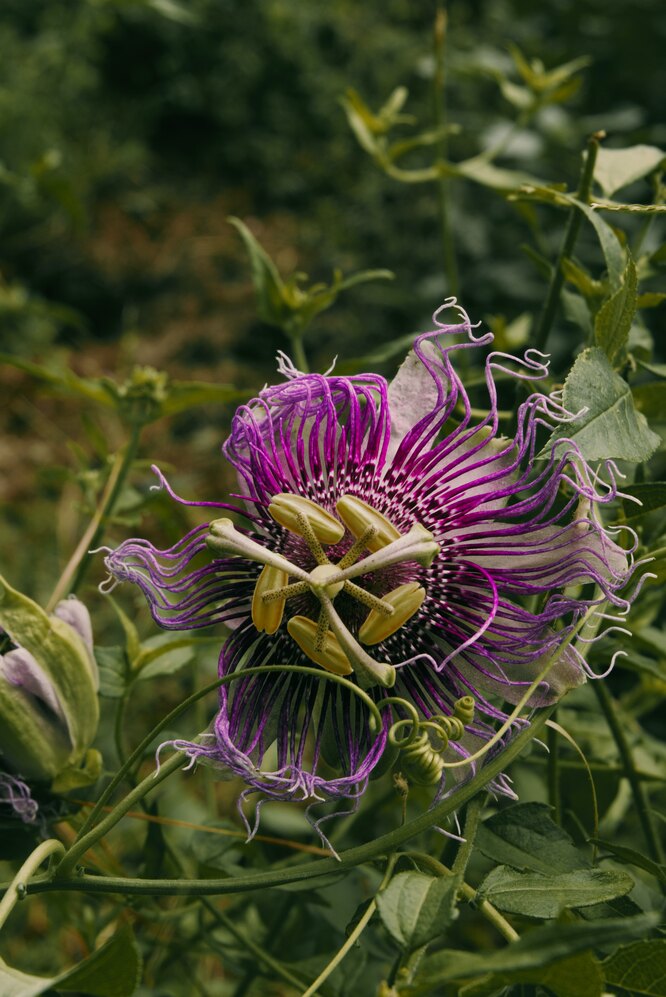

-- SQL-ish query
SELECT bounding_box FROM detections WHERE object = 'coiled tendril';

[385,695,475,786]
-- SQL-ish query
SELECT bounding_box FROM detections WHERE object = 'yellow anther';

[309,564,344,599]
[287,616,353,675]
[268,494,345,545]
[251,565,289,634]
[358,582,425,645]
[336,495,401,553]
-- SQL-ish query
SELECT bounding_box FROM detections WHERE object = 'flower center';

[206,494,440,689]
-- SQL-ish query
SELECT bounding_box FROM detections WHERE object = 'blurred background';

[2,0,665,597]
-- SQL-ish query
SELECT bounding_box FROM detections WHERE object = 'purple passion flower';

[104,305,634,836]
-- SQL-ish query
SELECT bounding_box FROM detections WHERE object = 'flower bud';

[0,577,100,789]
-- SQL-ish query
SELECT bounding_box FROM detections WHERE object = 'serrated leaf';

[603,939,666,995]
[595,257,637,363]
[459,951,603,997]
[376,871,460,951]
[405,913,658,993]
[477,866,634,917]
[476,803,587,875]
[548,347,661,462]
[594,145,666,197]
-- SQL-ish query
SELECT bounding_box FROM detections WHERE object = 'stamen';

[324,524,440,586]
[343,581,395,616]
[262,580,309,603]
[313,608,329,652]
[268,494,345,545]
[295,512,329,566]
[316,589,396,689]
[337,525,378,568]
[336,495,401,552]
[358,582,425,645]
[252,565,289,634]
[287,616,353,676]
[207,519,309,581]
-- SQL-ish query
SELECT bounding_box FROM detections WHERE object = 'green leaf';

[594,256,638,363]
[133,633,221,680]
[0,924,141,997]
[107,596,141,666]
[594,145,666,197]
[548,347,661,462]
[622,483,666,520]
[637,292,666,309]
[405,913,659,993]
[376,871,460,951]
[459,951,604,997]
[96,645,129,699]
[228,216,289,326]
[476,803,587,875]
[589,838,666,885]
[603,939,666,995]
[160,381,247,416]
[477,866,634,918]
[0,353,116,407]
[0,576,99,778]
[633,382,666,420]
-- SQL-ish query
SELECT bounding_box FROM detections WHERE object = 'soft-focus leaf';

[475,803,587,874]
[622,483,666,520]
[0,353,115,407]
[160,381,247,416]
[376,871,460,950]
[548,347,661,462]
[589,839,666,885]
[594,145,666,197]
[405,913,658,993]
[637,292,666,309]
[633,382,666,420]
[96,646,128,699]
[57,923,142,995]
[594,256,637,363]
[228,216,288,326]
[459,951,603,997]
[133,634,220,679]
[477,866,634,917]
[602,939,666,995]
[0,924,141,997]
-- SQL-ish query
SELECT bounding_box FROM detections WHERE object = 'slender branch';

[288,335,309,374]
[407,850,519,944]
[533,131,604,353]
[28,706,555,898]
[451,794,484,878]
[0,839,65,929]
[201,898,308,993]
[53,424,142,604]
[593,680,665,867]
[55,752,185,880]
[432,2,459,298]
[547,710,561,824]
[301,856,397,997]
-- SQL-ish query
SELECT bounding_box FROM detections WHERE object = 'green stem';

[408,851,519,943]
[592,681,665,867]
[451,794,484,879]
[65,424,142,599]
[533,132,603,353]
[30,706,555,898]
[74,664,384,844]
[0,839,65,929]
[432,2,459,298]
[201,898,308,993]
[547,710,561,824]
[289,334,309,374]
[301,855,397,997]
[55,752,185,880]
